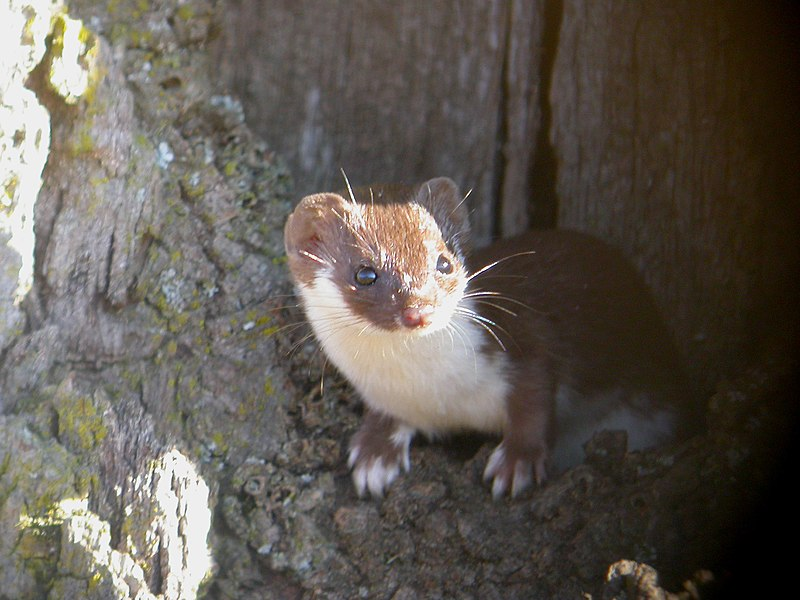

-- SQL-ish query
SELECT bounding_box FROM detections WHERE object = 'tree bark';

[550,0,800,388]
[212,0,546,244]
[1,1,293,597]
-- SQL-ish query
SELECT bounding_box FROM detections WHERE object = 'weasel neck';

[300,276,511,433]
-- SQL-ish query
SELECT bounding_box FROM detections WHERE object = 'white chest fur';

[299,276,511,434]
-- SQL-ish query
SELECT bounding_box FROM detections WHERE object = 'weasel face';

[284,178,471,336]
[333,202,467,334]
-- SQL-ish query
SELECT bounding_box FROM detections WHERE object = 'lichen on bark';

[1,1,294,597]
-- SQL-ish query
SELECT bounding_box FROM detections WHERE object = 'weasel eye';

[354,265,378,286]
[436,253,454,275]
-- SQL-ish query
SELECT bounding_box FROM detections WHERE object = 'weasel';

[284,177,693,499]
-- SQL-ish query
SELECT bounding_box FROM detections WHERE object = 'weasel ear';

[413,177,472,256]
[284,192,349,272]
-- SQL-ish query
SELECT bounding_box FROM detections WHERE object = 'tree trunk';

[550,0,800,389]
[1,1,293,597]
[212,0,546,244]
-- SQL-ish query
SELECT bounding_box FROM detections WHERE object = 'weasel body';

[284,177,691,498]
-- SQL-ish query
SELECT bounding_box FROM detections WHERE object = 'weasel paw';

[348,425,413,498]
[482,442,547,499]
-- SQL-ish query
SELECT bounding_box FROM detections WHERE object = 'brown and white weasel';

[284,177,693,499]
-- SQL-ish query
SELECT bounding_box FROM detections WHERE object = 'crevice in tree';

[489,3,513,242]
[528,0,563,229]
[103,229,116,299]
[23,46,65,326]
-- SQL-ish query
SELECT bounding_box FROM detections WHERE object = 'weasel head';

[284,177,472,335]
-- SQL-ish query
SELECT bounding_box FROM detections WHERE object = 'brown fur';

[284,177,695,498]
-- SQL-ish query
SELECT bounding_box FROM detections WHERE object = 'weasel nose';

[401,306,433,329]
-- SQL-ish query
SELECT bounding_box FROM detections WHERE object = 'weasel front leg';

[483,365,554,499]
[348,408,415,498]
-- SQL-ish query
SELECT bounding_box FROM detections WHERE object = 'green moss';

[73,127,95,155]
[55,393,108,453]
[176,5,195,20]
[131,0,151,19]
[121,370,141,389]
[17,476,83,534]
[129,28,154,47]
[211,431,228,453]
[74,469,100,498]
[180,175,206,201]
[108,23,130,46]
[261,325,279,337]
[3,174,19,208]
[167,311,190,333]
[134,133,150,148]
[88,572,103,591]
[236,390,269,420]
[16,525,60,585]
[0,453,14,508]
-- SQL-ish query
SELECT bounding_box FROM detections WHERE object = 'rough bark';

[211,0,545,244]
[2,1,294,597]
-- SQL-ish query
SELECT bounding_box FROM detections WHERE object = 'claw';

[351,457,402,498]
[349,425,414,499]
[483,442,546,499]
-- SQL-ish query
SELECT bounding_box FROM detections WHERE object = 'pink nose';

[401,306,433,328]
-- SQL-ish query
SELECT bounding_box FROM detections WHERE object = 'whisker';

[463,290,532,310]
[299,250,328,265]
[443,319,457,354]
[448,188,472,224]
[341,168,357,205]
[448,317,479,376]
[330,203,377,259]
[264,302,304,313]
[268,320,311,338]
[455,307,509,352]
[286,330,318,357]
[467,251,538,282]
[470,299,518,317]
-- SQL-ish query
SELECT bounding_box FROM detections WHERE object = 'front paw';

[348,422,414,498]
[482,441,548,499]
